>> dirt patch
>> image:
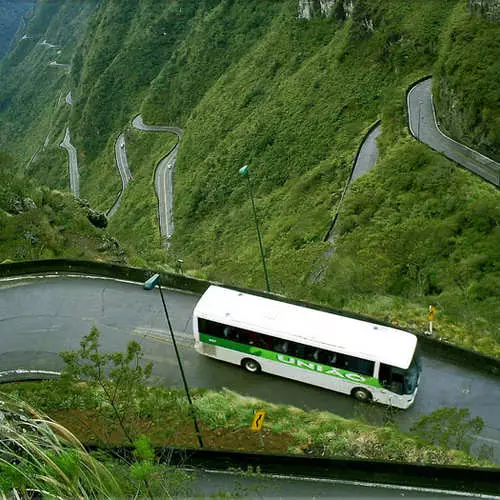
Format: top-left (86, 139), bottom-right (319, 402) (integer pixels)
top-left (49, 409), bottom-right (296, 454)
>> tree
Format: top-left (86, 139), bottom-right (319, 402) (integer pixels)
top-left (59, 326), bottom-right (153, 445)
top-left (410, 407), bottom-right (487, 456)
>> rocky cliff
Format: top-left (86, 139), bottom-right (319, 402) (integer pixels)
top-left (434, 2), bottom-right (499, 160)
top-left (297, 0), bottom-right (354, 19)
top-left (468, 0), bottom-right (500, 20)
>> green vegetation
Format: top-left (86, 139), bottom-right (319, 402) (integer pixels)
top-left (0, 1), bottom-right (33, 59)
top-left (108, 128), bottom-right (178, 267)
top-left (0, 393), bottom-right (121, 498)
top-left (0, 0), bottom-right (97, 162)
top-left (0, 329), bottom-right (493, 468)
top-left (0, 152), bottom-right (125, 262)
top-left (0, 0), bottom-right (498, 359)
top-left (434, 1), bottom-right (500, 160)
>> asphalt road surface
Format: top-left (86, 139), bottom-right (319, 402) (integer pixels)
top-left (131, 114), bottom-right (183, 242)
top-left (185, 470), bottom-right (499, 499)
top-left (351, 124), bottom-right (381, 183)
top-left (1, 276), bottom-right (499, 461)
top-left (407, 78), bottom-right (500, 186)
top-left (107, 133), bottom-right (132, 217)
top-left (59, 127), bottom-right (79, 197)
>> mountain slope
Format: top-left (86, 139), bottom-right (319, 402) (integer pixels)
top-left (0, 0), bottom-right (33, 59)
top-left (434, 1), bottom-right (500, 160)
top-left (0, 0), bottom-right (498, 352)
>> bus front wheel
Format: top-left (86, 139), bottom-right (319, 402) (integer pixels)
top-left (351, 387), bottom-right (372, 402)
top-left (242, 358), bottom-right (261, 374)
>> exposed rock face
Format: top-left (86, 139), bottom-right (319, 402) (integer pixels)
top-left (468, 0), bottom-right (500, 20)
top-left (87, 209), bottom-right (108, 228)
top-left (298, 0), bottom-right (315, 20)
top-left (9, 197), bottom-right (37, 214)
top-left (298, 0), bottom-right (354, 19)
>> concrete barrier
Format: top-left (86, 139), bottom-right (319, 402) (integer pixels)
top-left (87, 446), bottom-right (500, 495)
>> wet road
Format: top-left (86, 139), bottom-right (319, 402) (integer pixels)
top-left (407, 78), bottom-right (500, 186)
top-left (107, 133), bottom-right (132, 217)
top-left (1, 276), bottom-right (499, 459)
top-left (131, 114), bottom-right (182, 242)
top-left (59, 127), bottom-right (79, 196)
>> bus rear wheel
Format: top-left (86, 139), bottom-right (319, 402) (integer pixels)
top-left (351, 387), bottom-right (372, 402)
top-left (242, 358), bottom-right (261, 374)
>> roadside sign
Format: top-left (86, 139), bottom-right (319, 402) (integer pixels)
top-left (251, 411), bottom-right (266, 432)
top-left (428, 305), bottom-right (436, 321)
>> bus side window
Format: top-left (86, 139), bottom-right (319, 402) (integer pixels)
top-left (293, 343), bottom-right (305, 359)
top-left (222, 326), bottom-right (240, 342)
top-left (260, 334), bottom-right (273, 350)
top-left (247, 330), bottom-right (261, 347)
top-left (274, 340), bottom-right (289, 354)
top-left (343, 355), bottom-right (374, 375)
top-left (312, 349), bottom-right (335, 365)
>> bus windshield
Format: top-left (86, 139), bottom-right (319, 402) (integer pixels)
top-left (379, 351), bottom-right (421, 395)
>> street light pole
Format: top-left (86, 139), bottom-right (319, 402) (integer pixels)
top-left (143, 273), bottom-right (204, 448)
top-left (239, 164), bottom-right (271, 292)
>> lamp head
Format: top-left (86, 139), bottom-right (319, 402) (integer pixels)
top-left (239, 164), bottom-right (249, 176)
top-left (144, 273), bottom-right (161, 290)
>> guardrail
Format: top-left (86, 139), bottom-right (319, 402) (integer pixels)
top-left (1, 259), bottom-right (499, 376)
top-left (89, 446), bottom-right (500, 495)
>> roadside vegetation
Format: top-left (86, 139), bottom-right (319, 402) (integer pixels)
top-left (434, 1), bottom-right (500, 161)
top-left (0, 0), bottom-right (498, 360)
top-left (0, 329), bottom-right (493, 487)
top-left (0, 152), bottom-right (125, 263)
top-left (107, 128), bottom-right (178, 268)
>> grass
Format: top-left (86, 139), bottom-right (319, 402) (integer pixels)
top-left (0, 392), bottom-right (121, 497)
top-left (0, 0), bottom-right (498, 360)
top-left (107, 126), bottom-right (178, 268)
top-left (0, 381), bottom-right (493, 467)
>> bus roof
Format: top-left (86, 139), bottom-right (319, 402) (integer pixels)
top-left (194, 286), bottom-right (417, 369)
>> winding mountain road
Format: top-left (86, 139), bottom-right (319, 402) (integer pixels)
top-left (1, 275), bottom-right (500, 461)
top-left (59, 127), bottom-right (79, 197)
top-left (131, 115), bottom-right (183, 243)
top-left (107, 133), bottom-right (132, 217)
top-left (408, 78), bottom-right (500, 186)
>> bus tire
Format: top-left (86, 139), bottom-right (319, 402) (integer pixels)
top-left (242, 358), bottom-right (261, 374)
top-left (351, 387), bottom-right (372, 402)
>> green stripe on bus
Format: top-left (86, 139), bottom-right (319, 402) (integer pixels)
top-left (199, 333), bottom-right (382, 388)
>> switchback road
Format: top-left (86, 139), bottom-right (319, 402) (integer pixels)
top-left (408, 78), bottom-right (500, 186)
top-left (1, 276), bottom-right (499, 461)
top-left (107, 133), bottom-right (132, 217)
top-left (59, 127), bottom-right (79, 197)
top-left (131, 114), bottom-right (183, 243)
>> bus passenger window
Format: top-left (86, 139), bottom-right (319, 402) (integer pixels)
top-left (248, 331), bottom-right (261, 347)
top-left (275, 341), bottom-right (289, 354)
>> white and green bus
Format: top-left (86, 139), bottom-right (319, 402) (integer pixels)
top-left (193, 286), bottom-right (421, 409)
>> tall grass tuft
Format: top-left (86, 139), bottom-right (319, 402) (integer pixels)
top-left (0, 392), bottom-right (122, 498)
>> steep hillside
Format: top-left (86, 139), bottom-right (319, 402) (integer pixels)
top-left (434, 1), bottom-right (500, 160)
top-left (0, 0), bottom-right (498, 352)
top-left (0, 152), bottom-right (125, 263)
top-left (0, 0), bottom-right (33, 59)
top-left (0, 0), bottom-right (97, 164)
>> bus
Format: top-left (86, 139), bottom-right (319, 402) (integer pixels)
top-left (193, 286), bottom-right (421, 409)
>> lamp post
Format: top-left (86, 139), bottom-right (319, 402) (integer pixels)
top-left (239, 164), bottom-right (271, 292)
top-left (143, 273), bottom-right (204, 448)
